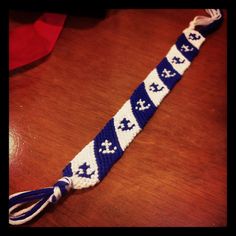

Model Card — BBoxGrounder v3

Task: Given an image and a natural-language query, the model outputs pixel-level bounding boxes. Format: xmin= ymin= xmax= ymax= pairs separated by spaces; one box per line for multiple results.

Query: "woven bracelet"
xmin=9 ymin=9 xmax=223 ymax=225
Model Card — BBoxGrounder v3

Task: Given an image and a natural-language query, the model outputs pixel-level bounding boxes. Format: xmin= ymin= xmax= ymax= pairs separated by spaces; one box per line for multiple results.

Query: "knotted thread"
xmin=188 ymin=9 xmax=223 ymax=36
xmin=188 ymin=9 xmax=221 ymax=29
xmin=9 ymin=177 xmax=72 ymax=225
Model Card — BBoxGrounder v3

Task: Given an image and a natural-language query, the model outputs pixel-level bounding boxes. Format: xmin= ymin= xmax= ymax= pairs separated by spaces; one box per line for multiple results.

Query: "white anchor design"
xmin=135 ymin=99 xmax=151 ymax=111
xmin=99 ymin=139 xmax=117 ymax=154
xmin=161 ymin=68 xmax=176 ymax=78
xmin=180 ymin=44 xmax=194 ymax=52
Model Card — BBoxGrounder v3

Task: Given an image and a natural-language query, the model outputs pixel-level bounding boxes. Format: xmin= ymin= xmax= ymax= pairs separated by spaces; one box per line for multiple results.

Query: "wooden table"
xmin=9 ymin=9 xmax=227 ymax=227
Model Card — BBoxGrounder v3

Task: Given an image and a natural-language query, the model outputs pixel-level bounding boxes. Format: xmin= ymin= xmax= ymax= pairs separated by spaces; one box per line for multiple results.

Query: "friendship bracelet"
xmin=9 ymin=9 xmax=223 ymax=225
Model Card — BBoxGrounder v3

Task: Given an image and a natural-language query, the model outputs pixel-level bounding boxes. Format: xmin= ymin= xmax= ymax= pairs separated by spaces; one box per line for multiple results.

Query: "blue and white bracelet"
xmin=9 ymin=9 xmax=223 ymax=225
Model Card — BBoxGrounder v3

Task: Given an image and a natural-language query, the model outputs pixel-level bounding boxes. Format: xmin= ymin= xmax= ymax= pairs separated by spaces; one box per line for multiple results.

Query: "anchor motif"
xmin=118 ymin=118 xmax=135 ymax=131
xmin=180 ymin=44 xmax=194 ymax=52
xmin=161 ymin=68 xmax=176 ymax=78
xmin=99 ymin=139 xmax=117 ymax=154
xmin=171 ymin=56 xmax=185 ymax=64
xmin=76 ymin=162 xmax=95 ymax=179
xmin=135 ymin=99 xmax=151 ymax=111
xmin=188 ymin=33 xmax=201 ymax=41
xmin=149 ymin=82 xmax=164 ymax=92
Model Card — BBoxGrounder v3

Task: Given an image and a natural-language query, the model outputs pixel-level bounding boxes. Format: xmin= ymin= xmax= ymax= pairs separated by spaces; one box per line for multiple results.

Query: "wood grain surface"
xmin=9 ymin=9 xmax=227 ymax=227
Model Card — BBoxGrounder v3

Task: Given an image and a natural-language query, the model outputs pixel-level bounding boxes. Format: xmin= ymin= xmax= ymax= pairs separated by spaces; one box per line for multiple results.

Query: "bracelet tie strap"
xmin=9 ymin=9 xmax=223 ymax=225
xmin=9 ymin=177 xmax=72 ymax=225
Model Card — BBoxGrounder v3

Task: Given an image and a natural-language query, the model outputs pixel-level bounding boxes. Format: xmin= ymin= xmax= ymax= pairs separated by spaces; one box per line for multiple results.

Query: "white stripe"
xmin=144 ymin=69 xmax=169 ymax=107
xmin=183 ymin=28 xmax=205 ymax=49
xmin=70 ymin=141 xmax=100 ymax=189
xmin=166 ymin=45 xmax=191 ymax=75
xmin=113 ymin=100 xmax=141 ymax=151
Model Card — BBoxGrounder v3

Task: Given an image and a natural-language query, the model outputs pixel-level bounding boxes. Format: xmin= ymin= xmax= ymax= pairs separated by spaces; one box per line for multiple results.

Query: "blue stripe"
xmin=175 ymin=34 xmax=199 ymax=62
xmin=94 ymin=118 xmax=123 ymax=180
xmin=130 ymin=83 xmax=156 ymax=129
xmin=63 ymin=163 xmax=73 ymax=177
xmin=156 ymin=58 xmax=181 ymax=90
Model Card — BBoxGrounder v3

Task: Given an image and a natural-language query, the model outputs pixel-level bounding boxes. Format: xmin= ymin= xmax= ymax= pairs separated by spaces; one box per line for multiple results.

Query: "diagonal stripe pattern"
xmin=62 ymin=28 xmax=206 ymax=189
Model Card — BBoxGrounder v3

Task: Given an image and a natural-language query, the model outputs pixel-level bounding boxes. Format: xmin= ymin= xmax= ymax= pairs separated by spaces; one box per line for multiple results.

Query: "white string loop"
xmin=9 ymin=177 xmax=73 ymax=225
xmin=188 ymin=9 xmax=222 ymax=30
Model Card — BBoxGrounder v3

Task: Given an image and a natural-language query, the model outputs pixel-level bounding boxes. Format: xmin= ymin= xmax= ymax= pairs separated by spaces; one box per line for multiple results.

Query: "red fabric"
xmin=9 ymin=13 xmax=67 ymax=71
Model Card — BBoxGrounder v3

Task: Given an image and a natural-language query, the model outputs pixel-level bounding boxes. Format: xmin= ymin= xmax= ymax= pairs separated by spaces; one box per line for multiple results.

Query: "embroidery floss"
xmin=9 ymin=9 xmax=223 ymax=225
